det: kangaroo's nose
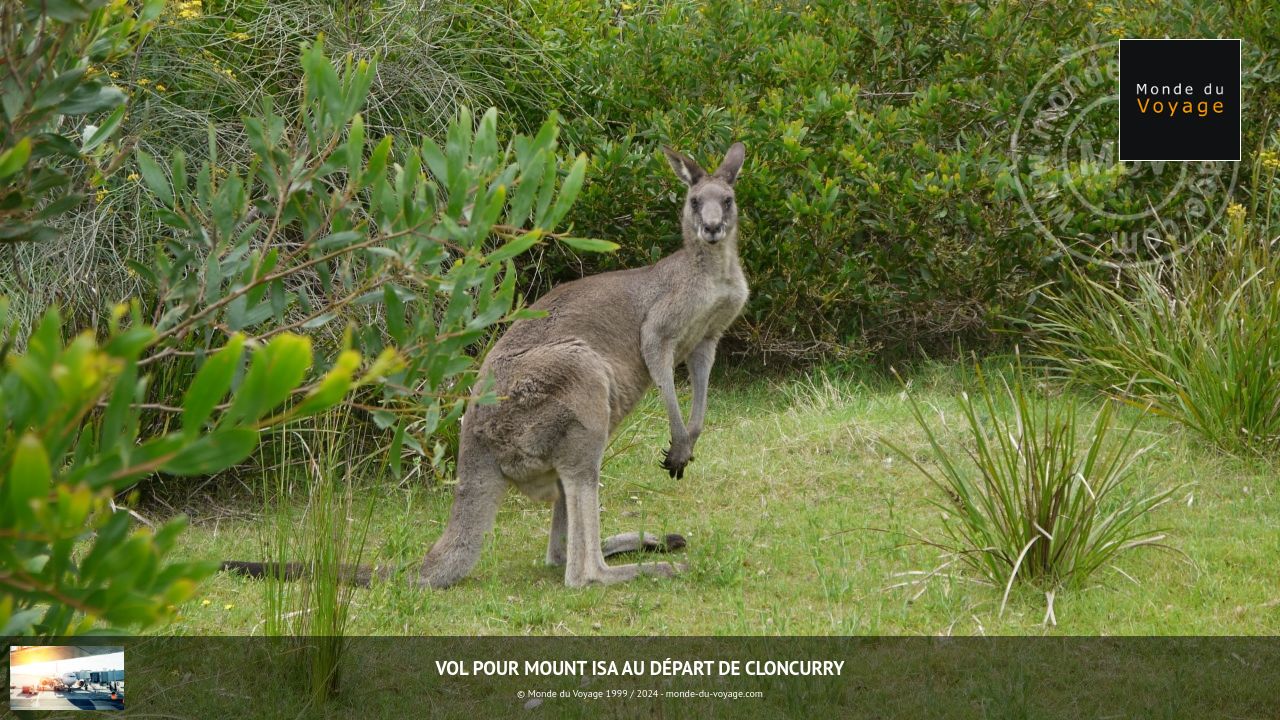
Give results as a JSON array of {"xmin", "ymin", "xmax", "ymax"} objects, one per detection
[{"xmin": 704, "ymin": 222, "xmax": 722, "ymax": 235}]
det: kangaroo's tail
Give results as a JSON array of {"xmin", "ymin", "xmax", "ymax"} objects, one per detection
[
  {"xmin": 220, "ymin": 446, "xmax": 505, "ymax": 590},
  {"xmin": 219, "ymin": 561, "xmax": 381, "ymax": 587},
  {"xmin": 415, "ymin": 448, "xmax": 506, "ymax": 589}
]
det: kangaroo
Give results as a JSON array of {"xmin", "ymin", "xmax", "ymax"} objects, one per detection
[{"xmin": 223, "ymin": 142, "xmax": 748, "ymax": 588}]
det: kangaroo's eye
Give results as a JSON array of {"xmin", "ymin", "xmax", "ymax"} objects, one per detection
[
  {"xmin": 690, "ymin": 198, "xmax": 701, "ymax": 211},
  {"xmin": 722, "ymin": 197, "xmax": 733, "ymax": 210}
]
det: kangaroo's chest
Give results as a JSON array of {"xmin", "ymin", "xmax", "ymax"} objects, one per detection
[{"xmin": 674, "ymin": 273, "xmax": 749, "ymax": 360}]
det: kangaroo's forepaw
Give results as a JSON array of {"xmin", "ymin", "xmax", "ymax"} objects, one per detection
[{"xmin": 660, "ymin": 447, "xmax": 693, "ymax": 479}]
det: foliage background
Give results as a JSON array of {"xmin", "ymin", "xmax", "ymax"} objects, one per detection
[
  {"xmin": 519, "ymin": 0, "xmax": 1279, "ymax": 360},
  {"xmin": 7, "ymin": 0, "xmax": 1277, "ymax": 363}
]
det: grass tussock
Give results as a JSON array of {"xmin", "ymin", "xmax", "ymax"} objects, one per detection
[
  {"xmin": 262, "ymin": 408, "xmax": 373, "ymax": 702},
  {"xmin": 885, "ymin": 362, "xmax": 1179, "ymax": 615},
  {"xmin": 1034, "ymin": 165, "xmax": 1280, "ymax": 457}
]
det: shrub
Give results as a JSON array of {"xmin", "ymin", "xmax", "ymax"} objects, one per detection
[
  {"xmin": 1, "ymin": 3, "xmax": 606, "ymax": 635},
  {"xmin": 0, "ymin": 0, "xmax": 567, "ymax": 341},
  {"xmin": 122, "ymin": 39, "xmax": 607, "ymax": 482},
  {"xmin": 884, "ymin": 362, "xmax": 1177, "ymax": 614},
  {"xmin": 10, "ymin": 1, "xmax": 1277, "ymax": 364},
  {"xmin": 0, "ymin": 302, "xmax": 366, "ymax": 637},
  {"xmin": 514, "ymin": 0, "xmax": 1279, "ymax": 361},
  {"xmin": 0, "ymin": 0, "xmax": 157, "ymax": 244},
  {"xmin": 1033, "ymin": 209, "xmax": 1280, "ymax": 455}
]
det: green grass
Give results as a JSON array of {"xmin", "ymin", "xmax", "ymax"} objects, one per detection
[{"xmin": 164, "ymin": 362, "xmax": 1280, "ymax": 636}]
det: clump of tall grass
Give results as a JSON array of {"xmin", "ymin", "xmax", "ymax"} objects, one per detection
[
  {"xmin": 885, "ymin": 363, "xmax": 1177, "ymax": 615},
  {"xmin": 262, "ymin": 407, "xmax": 374, "ymax": 703},
  {"xmin": 1033, "ymin": 151, "xmax": 1280, "ymax": 456}
]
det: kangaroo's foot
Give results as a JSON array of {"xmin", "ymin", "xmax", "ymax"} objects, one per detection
[
  {"xmin": 602, "ymin": 531, "xmax": 687, "ymax": 558},
  {"xmin": 568, "ymin": 560, "xmax": 688, "ymax": 587}
]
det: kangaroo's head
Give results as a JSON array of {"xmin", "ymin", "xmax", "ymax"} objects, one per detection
[{"xmin": 662, "ymin": 143, "xmax": 745, "ymax": 247}]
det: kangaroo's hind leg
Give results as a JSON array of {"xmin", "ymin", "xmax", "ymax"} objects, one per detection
[
  {"xmin": 556, "ymin": 436, "xmax": 684, "ymax": 586},
  {"xmin": 546, "ymin": 480, "xmax": 567, "ymax": 567},
  {"xmin": 550, "ymin": 480, "xmax": 681, "ymax": 564}
]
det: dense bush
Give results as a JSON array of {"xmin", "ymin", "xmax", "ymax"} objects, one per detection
[
  {"xmin": 0, "ymin": 0, "xmax": 159, "ymax": 244},
  {"xmin": 517, "ymin": 0, "xmax": 1280, "ymax": 360},
  {"xmin": 120, "ymin": 38, "xmax": 606, "ymax": 483},
  {"xmin": 0, "ymin": 0, "xmax": 567, "ymax": 341},
  {"xmin": 8, "ymin": 0, "xmax": 1277, "ymax": 363}
]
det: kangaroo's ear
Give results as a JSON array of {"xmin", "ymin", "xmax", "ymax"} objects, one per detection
[
  {"xmin": 713, "ymin": 142, "xmax": 745, "ymax": 185},
  {"xmin": 662, "ymin": 146, "xmax": 706, "ymax": 186}
]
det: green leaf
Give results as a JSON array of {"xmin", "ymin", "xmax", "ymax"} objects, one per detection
[
  {"xmin": 506, "ymin": 151, "xmax": 545, "ymax": 228},
  {"xmin": 161, "ymin": 428, "xmax": 259, "ymax": 475},
  {"xmin": 182, "ymin": 335, "xmax": 245, "ymax": 437},
  {"xmin": 291, "ymin": 350, "xmax": 361, "ymax": 418},
  {"xmin": 558, "ymin": 236, "xmax": 620, "ymax": 253},
  {"xmin": 223, "ymin": 334, "xmax": 313, "ymax": 424},
  {"xmin": 82, "ymin": 104, "xmax": 126, "ymax": 152},
  {"xmin": 135, "ymin": 150, "xmax": 173, "ymax": 207},
  {"xmin": 125, "ymin": 260, "xmax": 157, "ymax": 287},
  {"xmin": 42, "ymin": 0, "xmax": 91, "ymax": 23},
  {"xmin": 9, "ymin": 433, "xmax": 52, "ymax": 512},
  {"xmin": 546, "ymin": 153, "xmax": 587, "ymax": 230},
  {"xmin": 57, "ymin": 84, "xmax": 126, "ymax": 115},
  {"xmin": 487, "ymin": 230, "xmax": 543, "ymax": 263},
  {"xmin": 301, "ymin": 313, "xmax": 337, "ymax": 329},
  {"xmin": 317, "ymin": 230, "xmax": 363, "ymax": 249},
  {"xmin": 140, "ymin": 0, "xmax": 164, "ymax": 21},
  {"xmin": 98, "ymin": 358, "xmax": 138, "ymax": 457},
  {"xmin": 420, "ymin": 138, "xmax": 447, "ymax": 182},
  {"xmin": 346, "ymin": 113, "xmax": 365, "ymax": 182},
  {"xmin": 1, "ymin": 607, "xmax": 44, "ymax": 637},
  {"xmin": 384, "ymin": 285, "xmax": 405, "ymax": 343},
  {"xmin": 0, "ymin": 138, "xmax": 32, "ymax": 180}
]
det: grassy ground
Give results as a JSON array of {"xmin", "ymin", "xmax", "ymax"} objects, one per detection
[{"xmin": 165, "ymin": 361, "xmax": 1280, "ymax": 636}]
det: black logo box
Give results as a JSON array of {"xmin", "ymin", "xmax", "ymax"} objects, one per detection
[{"xmin": 1119, "ymin": 38, "xmax": 1241, "ymax": 162}]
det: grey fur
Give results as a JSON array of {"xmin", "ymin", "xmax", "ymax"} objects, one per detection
[
  {"xmin": 421, "ymin": 142, "xmax": 748, "ymax": 588},
  {"xmin": 224, "ymin": 143, "xmax": 748, "ymax": 589}
]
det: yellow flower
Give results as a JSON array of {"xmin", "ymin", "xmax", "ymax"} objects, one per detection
[
  {"xmin": 229, "ymin": 31, "xmax": 250, "ymax": 41},
  {"xmin": 201, "ymin": 599, "xmax": 211, "ymax": 606},
  {"xmin": 155, "ymin": 84, "xmax": 167, "ymax": 92},
  {"xmin": 137, "ymin": 78, "xmax": 150, "ymax": 86},
  {"xmin": 174, "ymin": 0, "xmax": 201, "ymax": 18},
  {"xmin": 95, "ymin": 189, "xmax": 107, "ymax": 203},
  {"xmin": 223, "ymin": 603, "xmax": 234, "ymax": 610},
  {"xmin": 127, "ymin": 173, "xmax": 140, "ymax": 181},
  {"xmin": 109, "ymin": 71, "xmax": 120, "ymax": 78}
]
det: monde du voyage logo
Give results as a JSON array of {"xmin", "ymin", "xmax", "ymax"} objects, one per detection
[{"xmin": 1119, "ymin": 39, "xmax": 1241, "ymax": 162}]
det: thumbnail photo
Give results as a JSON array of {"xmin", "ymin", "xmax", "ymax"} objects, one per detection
[{"xmin": 9, "ymin": 646, "xmax": 124, "ymax": 712}]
